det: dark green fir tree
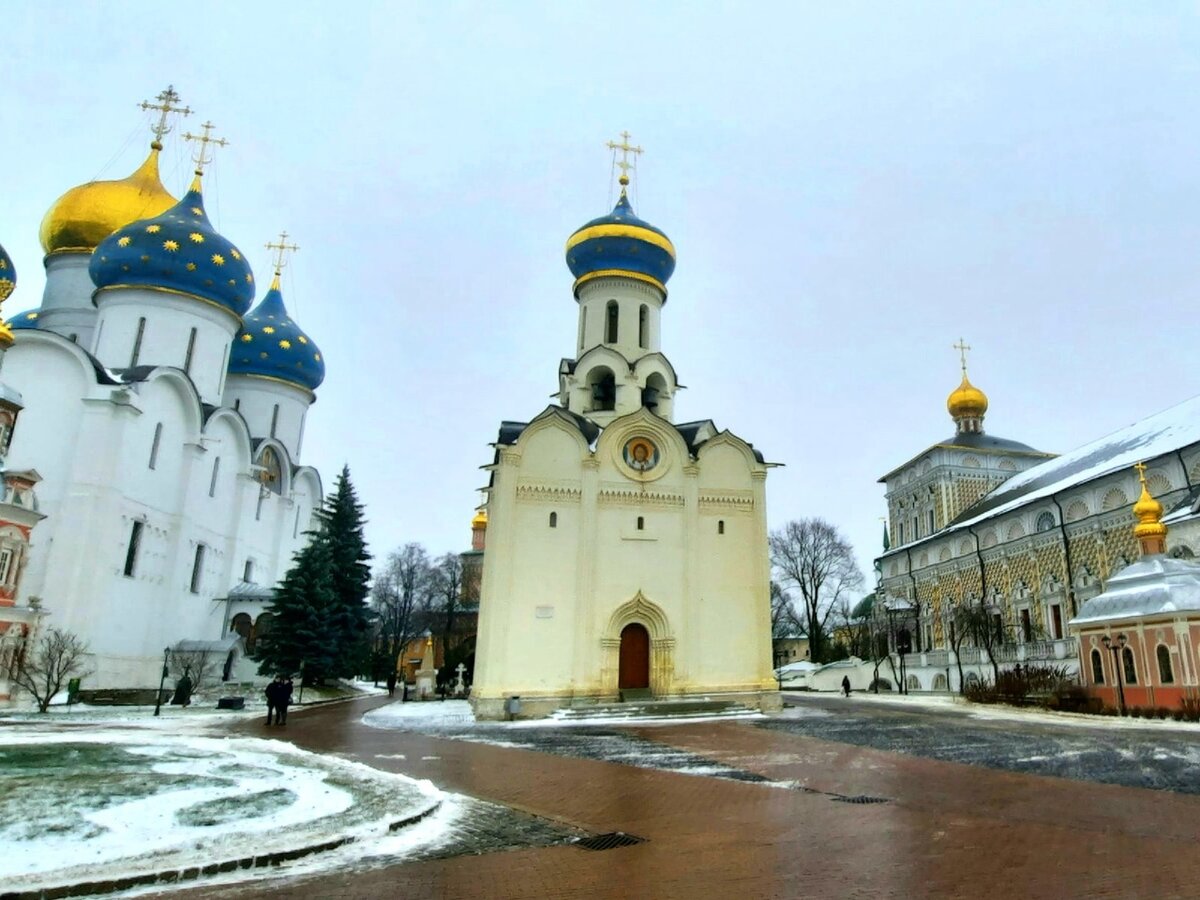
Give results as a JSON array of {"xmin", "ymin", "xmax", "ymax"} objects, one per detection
[
  {"xmin": 320, "ymin": 465, "xmax": 372, "ymax": 674},
  {"xmin": 254, "ymin": 536, "xmax": 338, "ymax": 682},
  {"xmin": 254, "ymin": 465, "xmax": 371, "ymax": 684}
]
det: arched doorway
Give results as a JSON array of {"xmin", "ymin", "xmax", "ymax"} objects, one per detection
[{"xmin": 619, "ymin": 623, "xmax": 650, "ymax": 690}]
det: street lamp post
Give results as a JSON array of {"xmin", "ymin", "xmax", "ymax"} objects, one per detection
[
  {"xmin": 153, "ymin": 646, "xmax": 170, "ymax": 717},
  {"xmin": 1102, "ymin": 632, "xmax": 1128, "ymax": 716}
]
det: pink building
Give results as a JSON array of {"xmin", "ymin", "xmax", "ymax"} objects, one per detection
[{"xmin": 1071, "ymin": 465, "xmax": 1200, "ymax": 711}]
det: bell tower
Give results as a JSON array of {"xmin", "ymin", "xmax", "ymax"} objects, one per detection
[{"xmin": 558, "ymin": 133, "xmax": 680, "ymax": 426}]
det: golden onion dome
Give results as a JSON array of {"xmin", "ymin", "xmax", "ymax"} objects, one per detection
[
  {"xmin": 39, "ymin": 146, "xmax": 178, "ymax": 256},
  {"xmin": 1132, "ymin": 477, "xmax": 1166, "ymax": 540},
  {"xmin": 946, "ymin": 374, "xmax": 989, "ymax": 420},
  {"xmin": 472, "ymin": 508, "xmax": 488, "ymax": 528}
]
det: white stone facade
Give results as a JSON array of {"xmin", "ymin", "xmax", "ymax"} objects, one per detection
[
  {"xmin": 2, "ymin": 250, "xmax": 323, "ymax": 692},
  {"xmin": 472, "ymin": 194, "xmax": 778, "ymax": 719}
]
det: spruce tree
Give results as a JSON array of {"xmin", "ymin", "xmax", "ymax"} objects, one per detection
[
  {"xmin": 254, "ymin": 466, "xmax": 372, "ymax": 683},
  {"xmin": 318, "ymin": 465, "xmax": 372, "ymax": 675},
  {"xmin": 255, "ymin": 536, "xmax": 338, "ymax": 682}
]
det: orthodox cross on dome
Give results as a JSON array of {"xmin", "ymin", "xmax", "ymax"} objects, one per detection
[
  {"xmin": 139, "ymin": 85, "xmax": 192, "ymax": 150},
  {"xmin": 265, "ymin": 231, "xmax": 300, "ymax": 275},
  {"xmin": 606, "ymin": 130, "xmax": 643, "ymax": 188},
  {"xmin": 953, "ymin": 338, "xmax": 972, "ymax": 375},
  {"xmin": 183, "ymin": 121, "xmax": 229, "ymax": 176},
  {"xmin": 1133, "ymin": 460, "xmax": 1148, "ymax": 484}
]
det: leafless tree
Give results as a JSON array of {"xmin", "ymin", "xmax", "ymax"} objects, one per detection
[
  {"xmin": 770, "ymin": 518, "xmax": 864, "ymax": 664},
  {"xmin": 168, "ymin": 648, "xmax": 219, "ymax": 692},
  {"xmin": 430, "ymin": 553, "xmax": 464, "ymax": 644},
  {"xmin": 11, "ymin": 627, "xmax": 91, "ymax": 713},
  {"xmin": 372, "ymin": 543, "xmax": 434, "ymax": 679},
  {"xmin": 770, "ymin": 581, "xmax": 802, "ymax": 640}
]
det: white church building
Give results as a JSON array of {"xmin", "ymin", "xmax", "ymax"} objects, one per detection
[
  {"xmin": 0, "ymin": 91, "xmax": 326, "ymax": 693},
  {"xmin": 471, "ymin": 146, "xmax": 779, "ymax": 719}
]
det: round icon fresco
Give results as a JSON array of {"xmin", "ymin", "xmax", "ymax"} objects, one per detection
[{"xmin": 623, "ymin": 436, "xmax": 659, "ymax": 472}]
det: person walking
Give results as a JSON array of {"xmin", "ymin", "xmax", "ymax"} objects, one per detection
[
  {"xmin": 278, "ymin": 677, "xmax": 294, "ymax": 725},
  {"xmin": 841, "ymin": 675, "xmax": 851, "ymax": 697},
  {"xmin": 386, "ymin": 672, "xmax": 397, "ymax": 698},
  {"xmin": 264, "ymin": 677, "xmax": 281, "ymax": 725}
]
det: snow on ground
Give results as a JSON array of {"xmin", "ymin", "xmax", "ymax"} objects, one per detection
[
  {"xmin": 0, "ymin": 680, "xmax": 386, "ymax": 732},
  {"xmin": 362, "ymin": 699, "xmax": 476, "ymax": 729},
  {"xmin": 0, "ymin": 730, "xmax": 444, "ymax": 893},
  {"xmin": 362, "ymin": 700, "xmax": 764, "ymax": 732},
  {"xmin": 787, "ymin": 690, "xmax": 1200, "ymax": 733}
]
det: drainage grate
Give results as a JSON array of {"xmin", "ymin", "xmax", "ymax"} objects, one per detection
[
  {"xmin": 573, "ymin": 832, "xmax": 647, "ymax": 852},
  {"xmin": 831, "ymin": 794, "xmax": 890, "ymax": 805}
]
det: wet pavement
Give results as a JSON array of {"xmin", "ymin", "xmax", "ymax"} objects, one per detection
[
  {"xmin": 764, "ymin": 694, "xmax": 1200, "ymax": 794},
  {"xmin": 142, "ymin": 694, "xmax": 1200, "ymax": 899}
]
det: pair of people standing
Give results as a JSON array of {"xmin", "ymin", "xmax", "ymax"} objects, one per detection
[{"xmin": 265, "ymin": 676, "xmax": 293, "ymax": 725}]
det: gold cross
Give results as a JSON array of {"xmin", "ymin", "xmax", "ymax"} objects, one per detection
[
  {"xmin": 1134, "ymin": 461, "xmax": 1148, "ymax": 484},
  {"xmin": 183, "ymin": 121, "xmax": 229, "ymax": 175},
  {"xmin": 953, "ymin": 338, "xmax": 971, "ymax": 374},
  {"xmin": 265, "ymin": 231, "xmax": 300, "ymax": 274},
  {"xmin": 139, "ymin": 85, "xmax": 192, "ymax": 149},
  {"xmin": 606, "ymin": 130, "xmax": 643, "ymax": 185}
]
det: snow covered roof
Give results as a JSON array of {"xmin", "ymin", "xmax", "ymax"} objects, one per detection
[
  {"xmin": 884, "ymin": 394, "xmax": 1200, "ymax": 559},
  {"xmin": 879, "ymin": 431, "xmax": 1052, "ymax": 483},
  {"xmin": 1070, "ymin": 555, "xmax": 1200, "ymax": 626},
  {"xmin": 776, "ymin": 661, "xmax": 819, "ymax": 674},
  {"xmin": 951, "ymin": 394, "xmax": 1200, "ymax": 529},
  {"xmin": 173, "ymin": 636, "xmax": 241, "ymax": 653},
  {"xmin": 222, "ymin": 582, "xmax": 275, "ymax": 602}
]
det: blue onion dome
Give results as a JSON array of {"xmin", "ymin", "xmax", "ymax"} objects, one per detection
[
  {"xmin": 228, "ymin": 274, "xmax": 324, "ymax": 392},
  {"xmin": 89, "ymin": 175, "xmax": 255, "ymax": 318},
  {"xmin": 0, "ymin": 241, "xmax": 14, "ymax": 303},
  {"xmin": 7, "ymin": 310, "xmax": 41, "ymax": 330},
  {"xmin": 564, "ymin": 186, "xmax": 676, "ymax": 297}
]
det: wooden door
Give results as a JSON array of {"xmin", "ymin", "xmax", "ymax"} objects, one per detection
[{"xmin": 619, "ymin": 623, "xmax": 650, "ymax": 690}]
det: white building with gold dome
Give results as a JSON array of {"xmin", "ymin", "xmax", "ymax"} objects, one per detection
[
  {"xmin": 875, "ymin": 347, "xmax": 1200, "ymax": 692},
  {"xmin": 471, "ymin": 143, "xmax": 779, "ymax": 719},
  {"xmin": 0, "ymin": 89, "xmax": 328, "ymax": 695}
]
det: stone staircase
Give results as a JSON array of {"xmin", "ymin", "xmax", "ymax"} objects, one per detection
[{"xmin": 549, "ymin": 697, "xmax": 759, "ymax": 722}]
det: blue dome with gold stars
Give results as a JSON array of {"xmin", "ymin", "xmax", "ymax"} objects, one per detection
[
  {"xmin": 0, "ymin": 241, "xmax": 15, "ymax": 302},
  {"xmin": 564, "ymin": 189, "xmax": 676, "ymax": 297},
  {"xmin": 89, "ymin": 177, "xmax": 255, "ymax": 317},
  {"xmin": 7, "ymin": 310, "xmax": 40, "ymax": 331},
  {"xmin": 228, "ymin": 276, "xmax": 324, "ymax": 392}
]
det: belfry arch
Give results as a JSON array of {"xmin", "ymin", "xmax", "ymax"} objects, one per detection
[{"xmin": 601, "ymin": 592, "xmax": 676, "ymax": 697}]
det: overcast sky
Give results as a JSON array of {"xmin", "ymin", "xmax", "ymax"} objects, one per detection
[{"xmin": 4, "ymin": 3, "xmax": 1200, "ymax": 584}]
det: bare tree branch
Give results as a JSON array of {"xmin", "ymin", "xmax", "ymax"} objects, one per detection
[
  {"xmin": 770, "ymin": 518, "xmax": 864, "ymax": 664},
  {"xmin": 11, "ymin": 627, "xmax": 91, "ymax": 713}
]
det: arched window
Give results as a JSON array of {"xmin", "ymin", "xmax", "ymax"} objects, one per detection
[
  {"xmin": 578, "ymin": 307, "xmax": 587, "ymax": 351},
  {"xmin": 130, "ymin": 317, "xmax": 147, "ymax": 367},
  {"xmin": 718, "ymin": 520, "xmax": 725, "ymax": 535},
  {"xmin": 549, "ymin": 511, "xmax": 557, "ymax": 528},
  {"xmin": 638, "ymin": 304, "xmax": 648, "ymax": 349},
  {"xmin": 637, "ymin": 516, "xmax": 645, "ymax": 531},
  {"xmin": 1157, "ymin": 645, "xmax": 1174, "ymax": 684},
  {"xmin": 208, "ymin": 457, "xmax": 221, "ymax": 498},
  {"xmin": 1035, "ymin": 511, "xmax": 1055, "ymax": 533},
  {"xmin": 230, "ymin": 613, "xmax": 252, "ymax": 639},
  {"xmin": 1122, "ymin": 646, "xmax": 1137, "ymax": 684},
  {"xmin": 270, "ymin": 404, "xmax": 280, "ymax": 439},
  {"xmin": 1091, "ymin": 648, "xmax": 1104, "ymax": 684},
  {"xmin": 184, "ymin": 327, "xmax": 198, "ymax": 375},
  {"xmin": 148, "ymin": 423, "xmax": 163, "ymax": 470},
  {"xmin": 606, "ymin": 301, "xmax": 619, "ymax": 343},
  {"xmin": 642, "ymin": 372, "xmax": 667, "ymax": 413},
  {"xmin": 588, "ymin": 367, "xmax": 616, "ymax": 411}
]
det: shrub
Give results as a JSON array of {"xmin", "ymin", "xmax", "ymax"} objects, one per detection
[
  {"xmin": 1157, "ymin": 706, "xmax": 1172, "ymax": 720},
  {"xmin": 1183, "ymin": 698, "xmax": 1200, "ymax": 722},
  {"xmin": 1130, "ymin": 707, "xmax": 1143, "ymax": 718}
]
